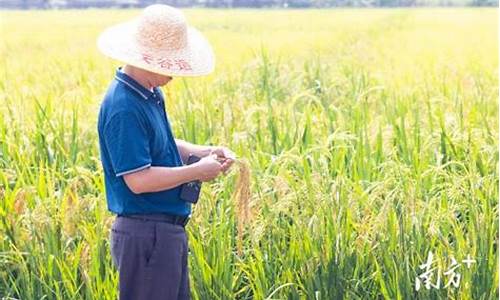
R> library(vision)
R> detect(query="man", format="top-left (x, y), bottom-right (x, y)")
top-left (96, 5), bottom-right (234, 300)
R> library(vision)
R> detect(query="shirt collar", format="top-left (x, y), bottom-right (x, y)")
top-left (115, 67), bottom-right (159, 101)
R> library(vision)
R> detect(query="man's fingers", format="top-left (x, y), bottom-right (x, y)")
top-left (212, 147), bottom-right (236, 160)
top-left (222, 148), bottom-right (236, 160)
top-left (209, 149), bottom-right (219, 158)
top-left (222, 159), bottom-right (231, 167)
top-left (221, 159), bottom-right (234, 174)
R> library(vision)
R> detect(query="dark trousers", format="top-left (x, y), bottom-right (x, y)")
top-left (110, 215), bottom-right (190, 300)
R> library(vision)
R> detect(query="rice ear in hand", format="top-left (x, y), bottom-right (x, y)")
top-left (233, 159), bottom-right (251, 256)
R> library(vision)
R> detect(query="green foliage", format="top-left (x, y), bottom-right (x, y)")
top-left (0, 8), bottom-right (498, 300)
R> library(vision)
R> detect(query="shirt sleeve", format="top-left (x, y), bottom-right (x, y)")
top-left (103, 111), bottom-right (152, 177)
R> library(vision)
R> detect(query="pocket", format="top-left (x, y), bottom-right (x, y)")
top-left (144, 223), bottom-right (158, 267)
top-left (185, 230), bottom-right (191, 256)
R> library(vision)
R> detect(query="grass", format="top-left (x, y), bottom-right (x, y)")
top-left (0, 8), bottom-right (498, 300)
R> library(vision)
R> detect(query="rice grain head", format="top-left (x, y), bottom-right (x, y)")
top-left (234, 159), bottom-right (252, 256)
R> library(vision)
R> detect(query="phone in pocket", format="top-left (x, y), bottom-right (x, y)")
top-left (179, 154), bottom-right (202, 204)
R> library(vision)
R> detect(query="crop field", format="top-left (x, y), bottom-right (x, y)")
top-left (0, 8), bottom-right (498, 300)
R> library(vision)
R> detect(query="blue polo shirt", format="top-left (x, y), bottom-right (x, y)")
top-left (97, 68), bottom-right (190, 216)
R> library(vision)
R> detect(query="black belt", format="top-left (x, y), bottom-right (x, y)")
top-left (118, 213), bottom-right (191, 227)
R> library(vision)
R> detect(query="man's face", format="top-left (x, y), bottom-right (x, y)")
top-left (153, 73), bottom-right (173, 87)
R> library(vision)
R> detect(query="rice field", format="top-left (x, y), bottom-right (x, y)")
top-left (0, 8), bottom-right (498, 300)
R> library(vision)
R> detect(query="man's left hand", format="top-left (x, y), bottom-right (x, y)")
top-left (210, 146), bottom-right (236, 174)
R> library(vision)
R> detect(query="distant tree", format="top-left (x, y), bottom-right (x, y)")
top-left (470, 0), bottom-right (496, 5)
top-left (115, 0), bottom-right (139, 8)
top-left (0, 0), bottom-right (498, 9)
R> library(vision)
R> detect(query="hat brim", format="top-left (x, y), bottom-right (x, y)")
top-left (97, 19), bottom-right (215, 77)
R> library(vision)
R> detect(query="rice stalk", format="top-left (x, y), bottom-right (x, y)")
top-left (233, 159), bottom-right (252, 256)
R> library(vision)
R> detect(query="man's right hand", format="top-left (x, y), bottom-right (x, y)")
top-left (196, 154), bottom-right (222, 182)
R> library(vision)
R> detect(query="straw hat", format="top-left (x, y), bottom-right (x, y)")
top-left (97, 4), bottom-right (215, 77)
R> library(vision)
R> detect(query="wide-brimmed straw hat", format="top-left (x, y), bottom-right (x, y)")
top-left (97, 4), bottom-right (214, 77)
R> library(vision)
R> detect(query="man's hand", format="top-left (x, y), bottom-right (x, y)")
top-left (210, 146), bottom-right (236, 174)
top-left (174, 139), bottom-right (236, 175)
top-left (196, 154), bottom-right (223, 182)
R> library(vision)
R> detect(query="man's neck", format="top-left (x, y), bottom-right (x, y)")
top-left (122, 65), bottom-right (154, 92)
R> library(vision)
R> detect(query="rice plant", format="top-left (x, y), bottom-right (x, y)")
top-left (0, 8), bottom-right (497, 300)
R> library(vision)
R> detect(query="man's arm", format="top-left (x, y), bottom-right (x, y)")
top-left (175, 138), bottom-right (236, 173)
top-left (123, 165), bottom-right (198, 194)
top-left (102, 112), bottom-right (223, 195)
top-left (123, 154), bottom-right (222, 194)
top-left (175, 138), bottom-right (213, 163)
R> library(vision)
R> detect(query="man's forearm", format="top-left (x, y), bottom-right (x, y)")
top-left (175, 139), bottom-right (213, 163)
top-left (123, 164), bottom-right (199, 194)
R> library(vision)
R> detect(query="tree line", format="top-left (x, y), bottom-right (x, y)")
top-left (1, 0), bottom-right (497, 9)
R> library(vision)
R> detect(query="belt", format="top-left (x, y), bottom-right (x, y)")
top-left (117, 213), bottom-right (191, 227)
